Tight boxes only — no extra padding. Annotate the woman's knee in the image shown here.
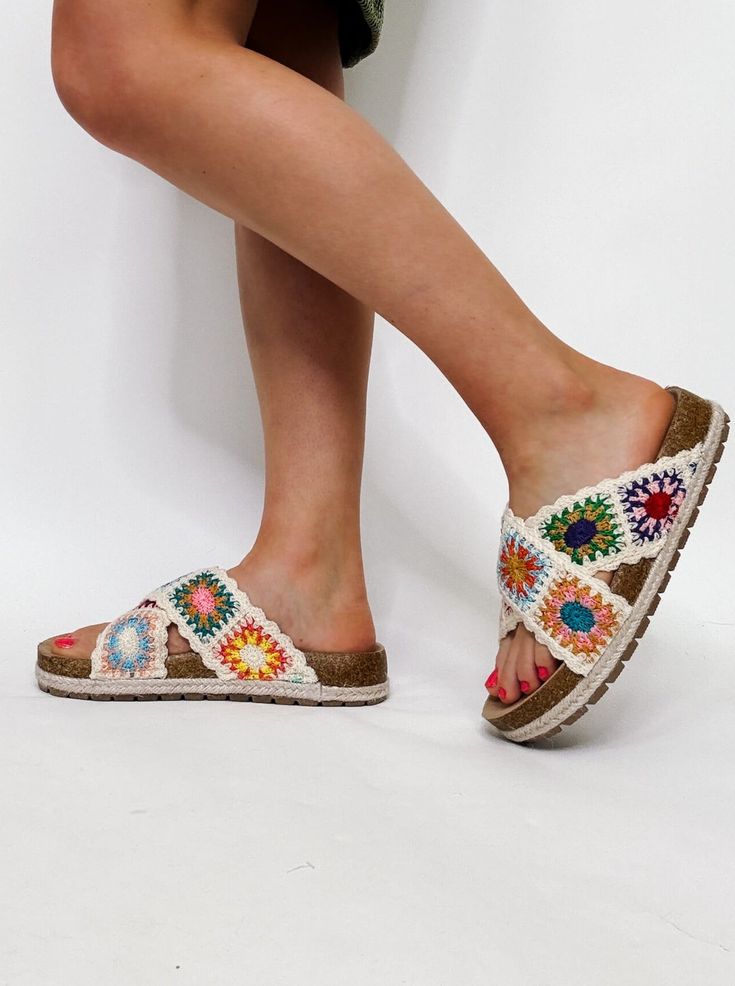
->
[51,2,178,150]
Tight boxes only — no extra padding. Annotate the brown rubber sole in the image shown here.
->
[36,641,389,707]
[483,388,729,743]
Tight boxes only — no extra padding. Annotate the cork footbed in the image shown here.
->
[36,638,388,706]
[483,387,729,742]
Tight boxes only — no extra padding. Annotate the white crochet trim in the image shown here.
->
[497,441,704,676]
[147,566,318,684]
[91,606,169,680]
[90,567,318,684]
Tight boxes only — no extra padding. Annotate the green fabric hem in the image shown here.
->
[339,0,384,68]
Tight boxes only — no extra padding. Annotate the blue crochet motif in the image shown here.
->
[107,614,155,672]
[559,600,596,633]
[564,518,598,549]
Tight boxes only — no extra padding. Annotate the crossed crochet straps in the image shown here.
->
[497,443,703,676]
[89,566,317,683]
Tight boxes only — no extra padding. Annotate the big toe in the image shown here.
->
[533,642,559,689]
[49,622,191,660]
[51,623,107,659]
[486,636,510,698]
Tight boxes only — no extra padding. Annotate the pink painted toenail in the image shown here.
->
[498,687,507,701]
[54,635,76,649]
[485,669,498,690]
[536,665,549,681]
[520,680,531,693]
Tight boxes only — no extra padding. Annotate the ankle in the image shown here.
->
[528,350,660,421]
[230,542,376,652]
[234,528,370,604]
[501,352,668,450]
[500,359,675,515]
[490,351,596,457]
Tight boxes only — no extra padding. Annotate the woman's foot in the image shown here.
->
[486,366,676,704]
[49,548,377,662]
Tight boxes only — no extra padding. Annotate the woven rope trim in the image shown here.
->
[38,667,389,703]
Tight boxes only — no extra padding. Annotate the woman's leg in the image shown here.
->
[231,0,376,653]
[59,0,377,659]
[51,0,675,696]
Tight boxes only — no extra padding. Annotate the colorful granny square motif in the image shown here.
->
[619,468,687,545]
[170,571,237,640]
[215,617,294,680]
[541,494,624,565]
[93,609,167,678]
[498,531,550,610]
[537,575,623,663]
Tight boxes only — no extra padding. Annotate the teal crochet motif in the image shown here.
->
[559,600,596,633]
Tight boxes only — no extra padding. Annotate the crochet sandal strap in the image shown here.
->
[497,443,701,676]
[90,566,317,684]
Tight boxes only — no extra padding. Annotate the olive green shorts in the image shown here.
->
[336,0,383,68]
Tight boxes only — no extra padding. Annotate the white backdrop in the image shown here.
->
[2,2,735,984]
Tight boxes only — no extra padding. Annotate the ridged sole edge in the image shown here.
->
[497,404,729,744]
[35,667,389,707]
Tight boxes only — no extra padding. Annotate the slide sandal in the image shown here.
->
[483,387,728,743]
[37,566,389,706]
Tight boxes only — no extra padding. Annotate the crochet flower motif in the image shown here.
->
[541,494,624,565]
[216,618,293,680]
[619,468,687,545]
[171,571,237,639]
[537,576,623,662]
[498,531,550,610]
[94,610,165,678]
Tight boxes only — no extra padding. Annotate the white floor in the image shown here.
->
[2,484,734,985]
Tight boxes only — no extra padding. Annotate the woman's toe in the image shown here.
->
[534,641,559,683]
[515,631,541,695]
[49,621,191,662]
[496,634,523,704]
[486,635,512,697]
[487,629,558,704]
[51,623,106,658]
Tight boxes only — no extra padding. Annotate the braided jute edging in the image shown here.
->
[499,401,729,744]
[35,667,390,707]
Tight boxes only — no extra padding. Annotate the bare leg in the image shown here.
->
[231,1,375,652]
[60,0,377,659]
[231,230,375,652]
[51,0,675,695]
